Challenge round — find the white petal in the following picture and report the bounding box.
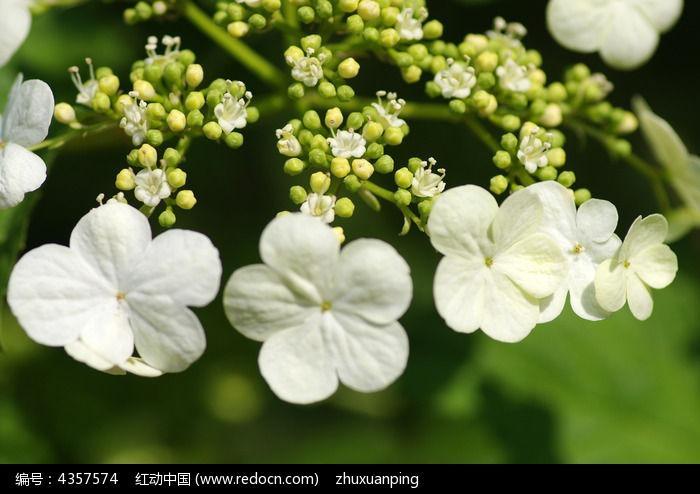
[546,0,608,53]
[78,302,133,366]
[427,185,498,258]
[0,1,31,67]
[568,256,610,321]
[259,213,339,302]
[7,244,114,346]
[70,203,152,288]
[631,244,678,289]
[577,199,619,243]
[633,97,688,175]
[480,271,540,343]
[526,181,577,246]
[620,214,668,261]
[599,4,659,70]
[126,229,222,307]
[633,0,683,32]
[127,292,206,373]
[65,340,122,373]
[626,273,654,321]
[332,239,412,326]
[2,79,54,147]
[0,143,46,209]
[495,233,567,299]
[258,314,338,404]
[492,187,544,250]
[223,264,315,342]
[585,233,622,263]
[433,256,486,334]
[594,259,627,313]
[120,357,163,377]
[538,286,568,324]
[324,312,408,393]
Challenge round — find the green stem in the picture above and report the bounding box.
[182,1,287,89]
[361,181,424,231]
[28,121,117,152]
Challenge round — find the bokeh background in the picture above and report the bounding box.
[1,0,700,463]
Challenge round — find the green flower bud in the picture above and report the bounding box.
[54,103,76,124]
[339,0,359,13]
[383,127,404,146]
[176,190,197,210]
[358,0,380,20]
[247,106,259,123]
[318,81,337,99]
[309,148,328,167]
[574,188,592,206]
[227,4,245,20]
[338,57,361,79]
[177,49,196,67]
[365,142,384,159]
[536,166,558,181]
[394,189,412,206]
[284,45,304,63]
[500,115,521,132]
[347,14,364,33]
[298,129,314,147]
[138,144,158,168]
[616,112,639,134]
[423,20,443,39]
[492,150,512,170]
[290,185,308,205]
[167,168,187,188]
[123,8,138,25]
[167,110,187,132]
[347,112,364,130]
[159,208,177,228]
[402,65,422,84]
[557,171,576,188]
[568,63,591,82]
[146,129,163,147]
[335,197,355,218]
[303,110,322,130]
[288,82,305,100]
[550,129,566,148]
[362,121,384,142]
[163,148,181,167]
[185,91,205,111]
[135,1,152,19]
[374,155,394,174]
[115,168,136,190]
[262,0,281,12]
[146,103,166,122]
[430,55,448,74]
[315,0,333,19]
[225,131,244,149]
[546,148,566,168]
[477,72,496,89]
[98,75,120,96]
[501,133,518,153]
[407,157,423,173]
[352,159,374,180]
[310,134,329,152]
[144,64,163,84]
[408,44,428,62]
[127,149,139,166]
[612,138,632,157]
[425,81,442,98]
[380,28,400,48]
[310,171,331,194]
[163,62,184,88]
[325,107,344,129]
[331,157,351,178]
[249,13,267,30]
[227,21,249,37]
[344,174,362,192]
[547,82,567,103]
[301,34,322,52]
[203,121,223,140]
[91,92,111,113]
[284,158,306,175]
[134,79,156,100]
[206,90,222,109]
[418,198,435,219]
[476,51,499,73]
[297,6,316,23]
[363,27,380,42]
[539,103,563,128]
[449,99,467,114]
[490,175,508,195]
[394,167,413,189]
[186,64,204,88]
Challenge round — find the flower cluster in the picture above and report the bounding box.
[213,0,283,38]
[123,0,176,25]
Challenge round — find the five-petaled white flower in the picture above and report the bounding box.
[215,87,252,135]
[496,59,532,93]
[300,193,336,224]
[428,185,566,343]
[144,35,182,66]
[7,202,223,376]
[119,92,149,146]
[223,213,413,404]
[412,157,446,198]
[69,58,99,107]
[517,127,550,174]
[276,124,302,157]
[528,181,622,322]
[372,91,406,129]
[434,60,477,100]
[0,74,53,210]
[134,168,171,207]
[0,0,32,67]
[395,7,427,41]
[289,50,326,88]
[328,129,366,159]
[547,0,683,70]
[595,214,678,321]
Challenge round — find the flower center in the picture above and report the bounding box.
[321,301,332,312]
[484,257,494,268]
[116,291,126,301]
[572,243,585,255]
[624,260,631,269]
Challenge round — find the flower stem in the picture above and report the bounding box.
[182,1,287,89]
[361,180,424,232]
[28,121,118,152]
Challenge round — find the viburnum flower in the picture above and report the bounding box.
[595,215,678,321]
[328,129,366,159]
[517,127,551,174]
[395,7,427,41]
[428,185,566,343]
[528,181,622,322]
[7,202,222,376]
[372,91,406,129]
[0,74,53,209]
[144,35,181,66]
[276,124,302,157]
[434,60,477,100]
[300,193,336,224]
[487,16,527,49]
[496,59,532,93]
[223,214,412,404]
[547,0,684,70]
[215,87,252,134]
[0,0,32,67]
[411,158,446,198]
[69,59,99,107]
[289,49,326,87]
[134,168,171,207]
[119,92,149,146]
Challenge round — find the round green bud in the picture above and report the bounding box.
[185,91,205,111]
[303,110,322,130]
[167,168,187,188]
[123,8,138,25]
[315,0,333,19]
[206,90,222,109]
[338,57,361,79]
[374,155,394,174]
[430,56,448,74]
[380,28,400,48]
[325,107,344,129]
[185,64,204,88]
[143,64,163,84]
[408,43,429,61]
[394,167,413,189]
[358,0,380,20]
[407,157,423,173]
[146,129,163,147]
[568,63,590,82]
[227,4,245,20]
[203,121,223,140]
[91,92,111,113]
[394,189,412,206]
[167,110,187,132]
[536,166,558,181]
[339,0,359,13]
[135,2,152,19]
[284,45,304,63]
[489,175,509,195]
[402,65,422,84]
[54,103,76,124]
[550,129,566,148]
[262,0,281,12]
[127,149,139,166]
[337,85,355,102]
[247,106,259,123]
[138,143,158,168]
[98,75,120,96]
[363,27,380,43]
[344,174,362,193]
[501,115,521,132]
[176,190,197,210]
[284,158,306,175]
[476,51,499,73]
[227,21,249,37]
[574,188,592,206]
[225,132,244,149]
[309,148,328,168]
[352,159,374,180]
[547,82,567,103]
[133,79,156,100]
[477,72,496,89]
[289,185,308,205]
[501,133,518,153]
[546,148,566,168]
[298,129,314,147]
[146,102,166,122]
[178,51,196,68]
[492,150,512,170]
[423,19,443,39]
[425,81,442,98]
[347,14,364,33]
[159,208,177,228]
[362,121,384,142]
[346,112,364,130]
[557,171,576,188]
[310,171,331,194]
[186,110,203,129]
[297,6,316,23]
[163,148,181,167]
[381,6,399,25]
[301,34,322,52]
[115,169,136,190]
[335,197,356,218]
[249,13,267,30]
[449,99,467,114]
[418,198,435,219]
[163,62,184,88]
[331,157,351,178]
[365,142,384,160]
[383,126,404,146]
[318,81,337,99]
[310,134,329,151]
[612,138,632,157]
[288,82,305,99]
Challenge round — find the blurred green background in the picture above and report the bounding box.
[1,0,700,464]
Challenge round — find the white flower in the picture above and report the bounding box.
[289,50,326,88]
[395,7,427,41]
[0,0,32,67]
[223,214,412,404]
[119,92,149,146]
[371,91,406,129]
[595,215,678,321]
[428,185,566,343]
[276,124,302,157]
[327,129,366,159]
[496,59,532,93]
[7,202,222,375]
[487,16,527,49]
[527,181,622,322]
[517,128,551,174]
[214,87,252,135]
[236,0,262,6]
[144,35,181,66]
[411,157,446,198]
[547,0,683,70]
[68,58,99,107]
[134,168,171,207]
[300,193,336,224]
[434,60,477,100]
[0,74,53,210]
